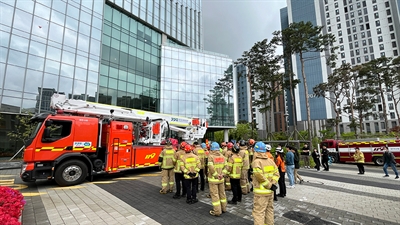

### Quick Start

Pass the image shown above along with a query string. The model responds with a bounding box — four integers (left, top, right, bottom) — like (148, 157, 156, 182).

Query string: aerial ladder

(50, 93, 208, 145)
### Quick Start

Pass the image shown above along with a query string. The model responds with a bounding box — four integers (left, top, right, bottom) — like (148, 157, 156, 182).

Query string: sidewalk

(0, 160, 21, 170)
(1, 163, 399, 225)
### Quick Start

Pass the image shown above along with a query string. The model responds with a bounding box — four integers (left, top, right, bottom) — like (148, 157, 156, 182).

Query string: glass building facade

(0, 0, 234, 154)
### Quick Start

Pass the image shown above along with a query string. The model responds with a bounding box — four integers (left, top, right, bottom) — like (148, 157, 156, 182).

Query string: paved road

(1, 163, 399, 225)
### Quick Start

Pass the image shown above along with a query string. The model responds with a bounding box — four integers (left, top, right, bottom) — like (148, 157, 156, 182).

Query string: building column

(224, 129, 229, 142)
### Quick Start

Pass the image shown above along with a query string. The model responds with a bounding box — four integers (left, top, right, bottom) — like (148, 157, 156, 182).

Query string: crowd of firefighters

(157, 139, 280, 225)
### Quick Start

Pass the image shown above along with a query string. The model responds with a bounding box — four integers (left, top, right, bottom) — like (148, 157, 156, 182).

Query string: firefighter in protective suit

(193, 141, 206, 192)
(238, 140, 250, 194)
(173, 142, 187, 199)
(224, 142, 234, 191)
(208, 142, 228, 216)
(226, 144, 243, 204)
(158, 140, 176, 194)
(252, 141, 280, 225)
(180, 144, 201, 204)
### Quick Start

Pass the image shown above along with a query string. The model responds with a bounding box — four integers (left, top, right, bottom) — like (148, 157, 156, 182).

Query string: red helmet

(184, 144, 192, 152)
(227, 142, 234, 149)
(180, 142, 187, 149)
(248, 139, 255, 146)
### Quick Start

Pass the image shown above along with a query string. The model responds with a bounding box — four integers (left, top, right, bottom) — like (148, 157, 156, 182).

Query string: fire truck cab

(20, 94, 207, 186)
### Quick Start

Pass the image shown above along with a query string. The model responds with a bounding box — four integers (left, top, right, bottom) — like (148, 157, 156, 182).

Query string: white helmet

(266, 144, 272, 151)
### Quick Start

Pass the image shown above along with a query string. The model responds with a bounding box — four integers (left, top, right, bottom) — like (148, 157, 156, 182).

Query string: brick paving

(1, 162, 399, 225)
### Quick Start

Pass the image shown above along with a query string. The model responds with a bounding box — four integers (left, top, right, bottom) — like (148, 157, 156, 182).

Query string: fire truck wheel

(55, 160, 88, 186)
(330, 155, 338, 163)
(373, 157, 384, 166)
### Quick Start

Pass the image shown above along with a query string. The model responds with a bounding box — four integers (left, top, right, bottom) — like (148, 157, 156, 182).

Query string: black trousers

(278, 171, 286, 197)
(197, 169, 205, 191)
(356, 163, 365, 174)
(230, 178, 242, 202)
(174, 173, 186, 195)
(184, 178, 197, 200)
(313, 158, 321, 171)
(322, 158, 329, 171)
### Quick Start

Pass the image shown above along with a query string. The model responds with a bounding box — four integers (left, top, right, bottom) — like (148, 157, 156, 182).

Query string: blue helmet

(210, 142, 220, 151)
(254, 141, 266, 153)
(201, 143, 206, 149)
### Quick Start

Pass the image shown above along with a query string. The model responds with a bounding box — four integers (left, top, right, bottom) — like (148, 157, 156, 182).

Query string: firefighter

(224, 142, 234, 191)
(220, 142, 227, 154)
(173, 142, 187, 199)
(252, 141, 280, 225)
(158, 140, 176, 194)
(193, 141, 206, 192)
(208, 142, 228, 217)
(238, 140, 250, 195)
(248, 139, 255, 162)
(226, 144, 243, 204)
(180, 144, 201, 204)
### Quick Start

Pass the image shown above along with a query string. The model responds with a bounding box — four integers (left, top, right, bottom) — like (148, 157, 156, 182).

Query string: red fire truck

(320, 139, 400, 165)
(20, 94, 207, 186)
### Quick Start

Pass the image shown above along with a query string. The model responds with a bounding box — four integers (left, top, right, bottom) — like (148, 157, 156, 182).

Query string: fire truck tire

(330, 155, 338, 163)
(55, 160, 88, 186)
(373, 157, 384, 166)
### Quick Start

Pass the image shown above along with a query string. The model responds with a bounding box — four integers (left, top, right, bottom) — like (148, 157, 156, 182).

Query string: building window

(352, 27, 357, 32)
(350, 12, 354, 17)
(387, 9, 391, 15)
(374, 12, 379, 19)
(337, 16, 340, 22)
(325, 5, 329, 11)
(365, 15, 369, 22)
(369, 46, 374, 53)
(381, 122, 386, 130)
(335, 2, 339, 8)
(351, 19, 355, 25)
(356, 49, 360, 55)
(389, 25, 394, 31)
(362, 1, 366, 7)
(350, 50, 354, 56)
(349, 43, 353, 49)
(350, 5, 353, 11)
(391, 33, 395, 40)
(379, 44, 384, 50)
(381, 52, 385, 57)
(340, 45, 345, 51)
(359, 17, 363, 23)
(362, 40, 367, 46)
(351, 58, 355, 65)
(357, 57, 361, 63)
(388, 17, 392, 23)
(377, 28, 381, 34)
(390, 112, 396, 119)
(336, 9, 340, 15)
(385, 1, 389, 7)
(348, 28, 351, 34)
(363, 8, 368, 14)
(368, 38, 372, 45)
(348, 35, 352, 41)
(341, 52, 345, 58)
(328, 26, 331, 32)
(392, 42, 397, 48)
(327, 19, 331, 25)
(337, 23, 341, 29)
(394, 50, 399, 56)
(339, 37, 343, 43)
(373, 5, 378, 11)
(356, 2, 361, 8)
(358, 9, 362, 16)
(355, 41, 359, 47)
(339, 30, 342, 36)
(375, 20, 380, 26)
(378, 36, 383, 42)
(370, 54, 375, 60)
(363, 47, 368, 53)
(361, 32, 365, 38)
(360, 24, 364, 30)
(326, 12, 330, 18)
(353, 34, 357, 40)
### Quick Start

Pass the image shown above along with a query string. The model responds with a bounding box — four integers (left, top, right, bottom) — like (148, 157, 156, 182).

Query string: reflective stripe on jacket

(227, 153, 243, 179)
(207, 151, 227, 184)
(159, 146, 176, 169)
(180, 152, 201, 179)
(252, 153, 280, 196)
(193, 146, 206, 169)
(239, 146, 250, 170)
(174, 150, 186, 173)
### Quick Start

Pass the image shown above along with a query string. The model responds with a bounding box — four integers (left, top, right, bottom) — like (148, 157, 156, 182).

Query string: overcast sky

(202, 0, 287, 61)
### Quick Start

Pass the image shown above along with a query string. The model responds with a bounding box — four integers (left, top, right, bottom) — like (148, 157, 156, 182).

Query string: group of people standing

(158, 139, 280, 224)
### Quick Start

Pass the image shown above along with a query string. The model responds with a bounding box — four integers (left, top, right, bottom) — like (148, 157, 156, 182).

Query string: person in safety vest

(275, 147, 286, 198)
(172, 141, 187, 199)
(238, 140, 250, 195)
(193, 141, 206, 192)
(208, 142, 228, 217)
(223, 142, 234, 191)
(180, 144, 201, 204)
(158, 140, 176, 194)
(248, 139, 255, 162)
(352, 147, 365, 174)
(252, 141, 280, 225)
(226, 144, 243, 205)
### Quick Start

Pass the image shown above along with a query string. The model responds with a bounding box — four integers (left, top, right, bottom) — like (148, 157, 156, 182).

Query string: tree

(358, 57, 392, 134)
(229, 123, 258, 141)
(313, 63, 352, 140)
(236, 39, 285, 140)
(7, 112, 35, 149)
(389, 56, 400, 125)
(273, 21, 338, 149)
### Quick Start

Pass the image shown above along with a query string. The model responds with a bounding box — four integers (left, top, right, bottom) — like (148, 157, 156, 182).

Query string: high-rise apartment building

(282, 0, 400, 135)
(0, 0, 235, 153)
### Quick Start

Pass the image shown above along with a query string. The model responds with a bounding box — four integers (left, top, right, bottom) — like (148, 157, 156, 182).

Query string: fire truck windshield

(25, 122, 42, 147)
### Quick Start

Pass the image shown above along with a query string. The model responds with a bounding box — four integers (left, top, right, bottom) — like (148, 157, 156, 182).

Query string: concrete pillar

(224, 129, 229, 142)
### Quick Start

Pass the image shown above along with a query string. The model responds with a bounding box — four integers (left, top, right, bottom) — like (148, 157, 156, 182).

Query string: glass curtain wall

(100, 4, 161, 112)
(161, 44, 234, 126)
